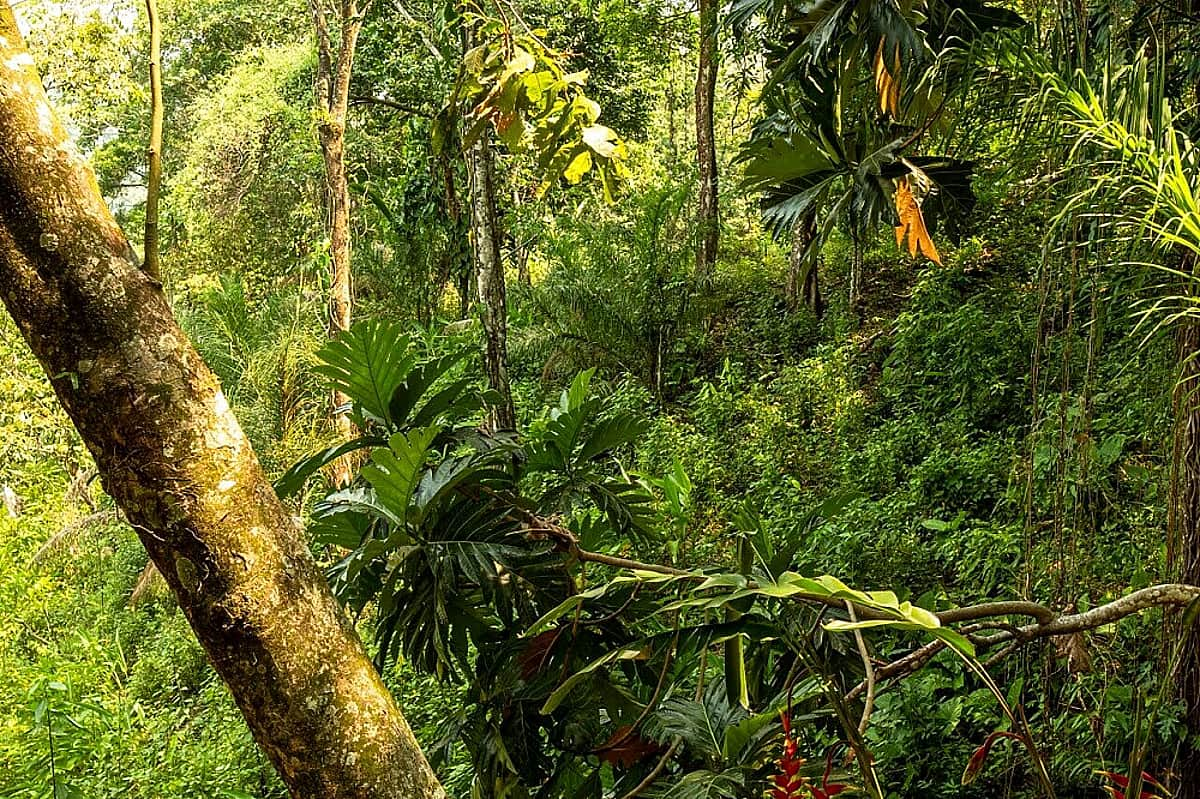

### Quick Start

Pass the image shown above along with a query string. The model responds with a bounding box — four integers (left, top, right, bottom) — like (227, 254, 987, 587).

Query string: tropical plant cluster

(3, 0, 1200, 797)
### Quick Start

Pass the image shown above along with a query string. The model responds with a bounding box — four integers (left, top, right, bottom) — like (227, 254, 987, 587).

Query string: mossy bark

(0, 9, 443, 798)
(786, 214, 822, 317)
(466, 122, 516, 432)
(311, 0, 368, 484)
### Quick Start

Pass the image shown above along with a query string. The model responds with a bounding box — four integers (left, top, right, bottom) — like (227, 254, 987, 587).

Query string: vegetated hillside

(4, 0, 1199, 796)
(0, 188, 1180, 796)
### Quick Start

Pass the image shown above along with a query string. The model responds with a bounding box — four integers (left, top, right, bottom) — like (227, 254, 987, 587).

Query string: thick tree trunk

(312, 0, 368, 483)
(466, 133, 516, 431)
(0, 11, 443, 798)
(694, 0, 719, 280)
(787, 215, 822, 316)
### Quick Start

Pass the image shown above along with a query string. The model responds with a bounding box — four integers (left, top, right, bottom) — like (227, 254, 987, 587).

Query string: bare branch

(937, 600, 1057, 625)
(847, 600, 876, 735)
(973, 584, 1200, 647)
(850, 584, 1200, 698)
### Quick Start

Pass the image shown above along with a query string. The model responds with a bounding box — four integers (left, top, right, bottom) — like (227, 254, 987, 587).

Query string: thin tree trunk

(512, 187, 531, 287)
(0, 11, 443, 798)
(667, 51, 678, 160)
(142, 0, 164, 282)
(312, 0, 369, 484)
(694, 0, 719, 280)
(1172, 264, 1200, 799)
(466, 133, 516, 431)
(787, 215, 822, 316)
(849, 237, 864, 314)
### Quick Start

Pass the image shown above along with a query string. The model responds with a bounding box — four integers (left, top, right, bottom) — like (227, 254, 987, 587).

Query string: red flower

(771, 714, 848, 799)
(1098, 770, 1167, 799)
(961, 730, 1024, 785)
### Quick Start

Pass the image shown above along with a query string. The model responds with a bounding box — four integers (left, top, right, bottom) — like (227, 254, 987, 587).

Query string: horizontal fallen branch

(849, 584, 1200, 699)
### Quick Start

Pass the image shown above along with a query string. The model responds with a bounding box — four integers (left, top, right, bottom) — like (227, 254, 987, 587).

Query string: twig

(618, 652, 708, 799)
(594, 626, 679, 754)
(847, 601, 876, 736)
(576, 549, 691, 577)
(618, 738, 679, 799)
(847, 640, 944, 701)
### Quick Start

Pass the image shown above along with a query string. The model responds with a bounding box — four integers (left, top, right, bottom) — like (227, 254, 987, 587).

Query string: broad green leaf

(577, 413, 648, 462)
(541, 646, 641, 714)
(274, 436, 385, 498)
(933, 627, 977, 658)
(314, 320, 414, 425)
(362, 427, 439, 524)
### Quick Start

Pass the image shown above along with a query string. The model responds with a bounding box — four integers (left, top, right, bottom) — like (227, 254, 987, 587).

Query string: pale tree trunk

(849, 237, 864, 314)
(312, 0, 369, 483)
(466, 133, 516, 431)
(0, 11, 443, 798)
(786, 214, 822, 316)
(694, 0, 719, 280)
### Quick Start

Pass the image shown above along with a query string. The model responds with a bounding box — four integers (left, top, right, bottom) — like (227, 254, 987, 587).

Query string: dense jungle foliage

(3, 0, 1200, 797)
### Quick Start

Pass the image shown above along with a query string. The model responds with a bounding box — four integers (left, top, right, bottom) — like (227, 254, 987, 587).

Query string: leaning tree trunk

(1172, 270, 1200, 799)
(786, 214, 823, 316)
(466, 133, 516, 431)
(0, 10, 443, 798)
(694, 0, 719, 281)
(312, 0, 369, 484)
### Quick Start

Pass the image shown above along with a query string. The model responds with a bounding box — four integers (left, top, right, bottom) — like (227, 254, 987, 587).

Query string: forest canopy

(2, 0, 1200, 798)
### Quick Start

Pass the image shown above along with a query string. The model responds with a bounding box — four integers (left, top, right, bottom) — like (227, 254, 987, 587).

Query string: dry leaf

(874, 39, 901, 117)
(894, 178, 942, 265)
(597, 725, 662, 768)
(1053, 632, 1092, 674)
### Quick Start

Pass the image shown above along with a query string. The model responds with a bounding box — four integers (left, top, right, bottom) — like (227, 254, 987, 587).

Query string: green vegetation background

(0, 0, 1187, 796)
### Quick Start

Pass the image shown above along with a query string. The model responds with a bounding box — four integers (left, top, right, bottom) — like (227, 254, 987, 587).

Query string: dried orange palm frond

(894, 178, 942, 265)
(874, 38, 901, 117)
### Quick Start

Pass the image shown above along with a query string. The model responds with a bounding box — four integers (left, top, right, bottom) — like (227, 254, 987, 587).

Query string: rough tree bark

(1171, 265, 1200, 799)
(311, 0, 370, 481)
(466, 133, 516, 431)
(694, 0, 719, 280)
(0, 9, 443, 798)
(786, 214, 822, 316)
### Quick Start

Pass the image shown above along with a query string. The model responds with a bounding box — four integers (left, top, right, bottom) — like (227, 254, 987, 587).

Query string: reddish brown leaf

(517, 628, 562, 679)
(962, 730, 1024, 784)
(597, 725, 662, 768)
